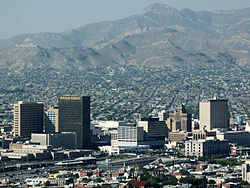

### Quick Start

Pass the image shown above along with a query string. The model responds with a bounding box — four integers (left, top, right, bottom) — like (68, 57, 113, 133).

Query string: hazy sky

(1, 0, 250, 39)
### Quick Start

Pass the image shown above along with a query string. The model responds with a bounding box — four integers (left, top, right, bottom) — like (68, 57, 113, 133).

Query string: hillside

(0, 4, 249, 68)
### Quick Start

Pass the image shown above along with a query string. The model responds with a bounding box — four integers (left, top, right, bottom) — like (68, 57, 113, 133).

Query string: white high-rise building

(199, 98, 229, 131)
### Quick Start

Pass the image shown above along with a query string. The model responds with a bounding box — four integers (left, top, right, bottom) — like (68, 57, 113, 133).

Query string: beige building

(167, 104, 192, 132)
(185, 130, 229, 157)
(185, 138, 229, 157)
(168, 132, 192, 142)
(45, 106, 59, 133)
(7, 143, 52, 160)
(199, 98, 229, 131)
(14, 101, 44, 139)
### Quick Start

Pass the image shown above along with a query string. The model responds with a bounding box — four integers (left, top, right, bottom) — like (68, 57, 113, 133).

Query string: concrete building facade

(185, 139, 229, 157)
(31, 132, 76, 149)
(117, 123, 144, 147)
(199, 99, 229, 131)
(167, 104, 192, 132)
(168, 132, 192, 143)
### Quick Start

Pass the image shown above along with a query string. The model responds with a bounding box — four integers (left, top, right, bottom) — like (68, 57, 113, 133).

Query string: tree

(44, 181, 50, 187)
(74, 173, 79, 179)
(179, 169, 189, 175)
(240, 180, 249, 185)
(147, 176, 161, 188)
(96, 178, 104, 183)
(180, 176, 207, 186)
(162, 175, 178, 185)
(208, 179, 216, 185)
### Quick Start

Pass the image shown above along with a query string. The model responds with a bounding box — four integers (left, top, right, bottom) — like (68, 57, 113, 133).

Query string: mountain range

(0, 3, 249, 69)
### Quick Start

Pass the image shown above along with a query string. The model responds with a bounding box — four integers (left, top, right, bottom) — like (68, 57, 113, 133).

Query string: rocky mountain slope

(0, 4, 249, 69)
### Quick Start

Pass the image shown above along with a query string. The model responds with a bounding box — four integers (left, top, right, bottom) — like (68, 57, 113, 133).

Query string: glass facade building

(58, 96, 90, 149)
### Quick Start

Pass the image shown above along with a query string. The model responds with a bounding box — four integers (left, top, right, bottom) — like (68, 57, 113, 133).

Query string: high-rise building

(14, 101, 44, 139)
(167, 104, 192, 132)
(58, 96, 90, 149)
(199, 98, 229, 131)
(117, 123, 144, 147)
(45, 106, 59, 133)
(137, 117, 167, 148)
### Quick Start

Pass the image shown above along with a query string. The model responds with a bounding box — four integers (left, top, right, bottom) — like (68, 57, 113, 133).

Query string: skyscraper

(167, 104, 192, 132)
(137, 117, 167, 149)
(58, 96, 90, 149)
(199, 98, 229, 131)
(14, 101, 44, 139)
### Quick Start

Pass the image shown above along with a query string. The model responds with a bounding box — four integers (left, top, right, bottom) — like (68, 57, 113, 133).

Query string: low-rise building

(168, 132, 192, 142)
(31, 132, 76, 149)
(216, 130, 250, 146)
(185, 138, 229, 157)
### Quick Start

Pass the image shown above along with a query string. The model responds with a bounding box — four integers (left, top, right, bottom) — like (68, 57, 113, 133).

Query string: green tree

(162, 175, 178, 185)
(179, 169, 189, 175)
(44, 181, 50, 187)
(147, 176, 161, 188)
(74, 173, 80, 179)
(180, 176, 207, 186)
(208, 179, 216, 185)
(240, 180, 249, 185)
(96, 178, 104, 183)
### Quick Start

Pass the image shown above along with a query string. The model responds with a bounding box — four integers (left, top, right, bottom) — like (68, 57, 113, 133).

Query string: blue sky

(1, 0, 250, 39)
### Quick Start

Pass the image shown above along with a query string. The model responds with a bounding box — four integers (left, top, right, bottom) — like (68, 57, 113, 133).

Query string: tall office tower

(45, 106, 59, 133)
(167, 104, 192, 132)
(137, 117, 167, 149)
(14, 101, 44, 139)
(199, 98, 229, 131)
(58, 96, 90, 149)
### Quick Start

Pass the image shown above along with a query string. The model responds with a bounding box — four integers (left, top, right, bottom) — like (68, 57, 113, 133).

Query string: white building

(185, 130, 229, 157)
(95, 121, 126, 129)
(118, 123, 144, 147)
(199, 98, 229, 131)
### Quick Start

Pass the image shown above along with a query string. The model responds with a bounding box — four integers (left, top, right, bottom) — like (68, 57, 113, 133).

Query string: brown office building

(14, 101, 44, 139)
(58, 96, 90, 149)
(167, 104, 192, 132)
